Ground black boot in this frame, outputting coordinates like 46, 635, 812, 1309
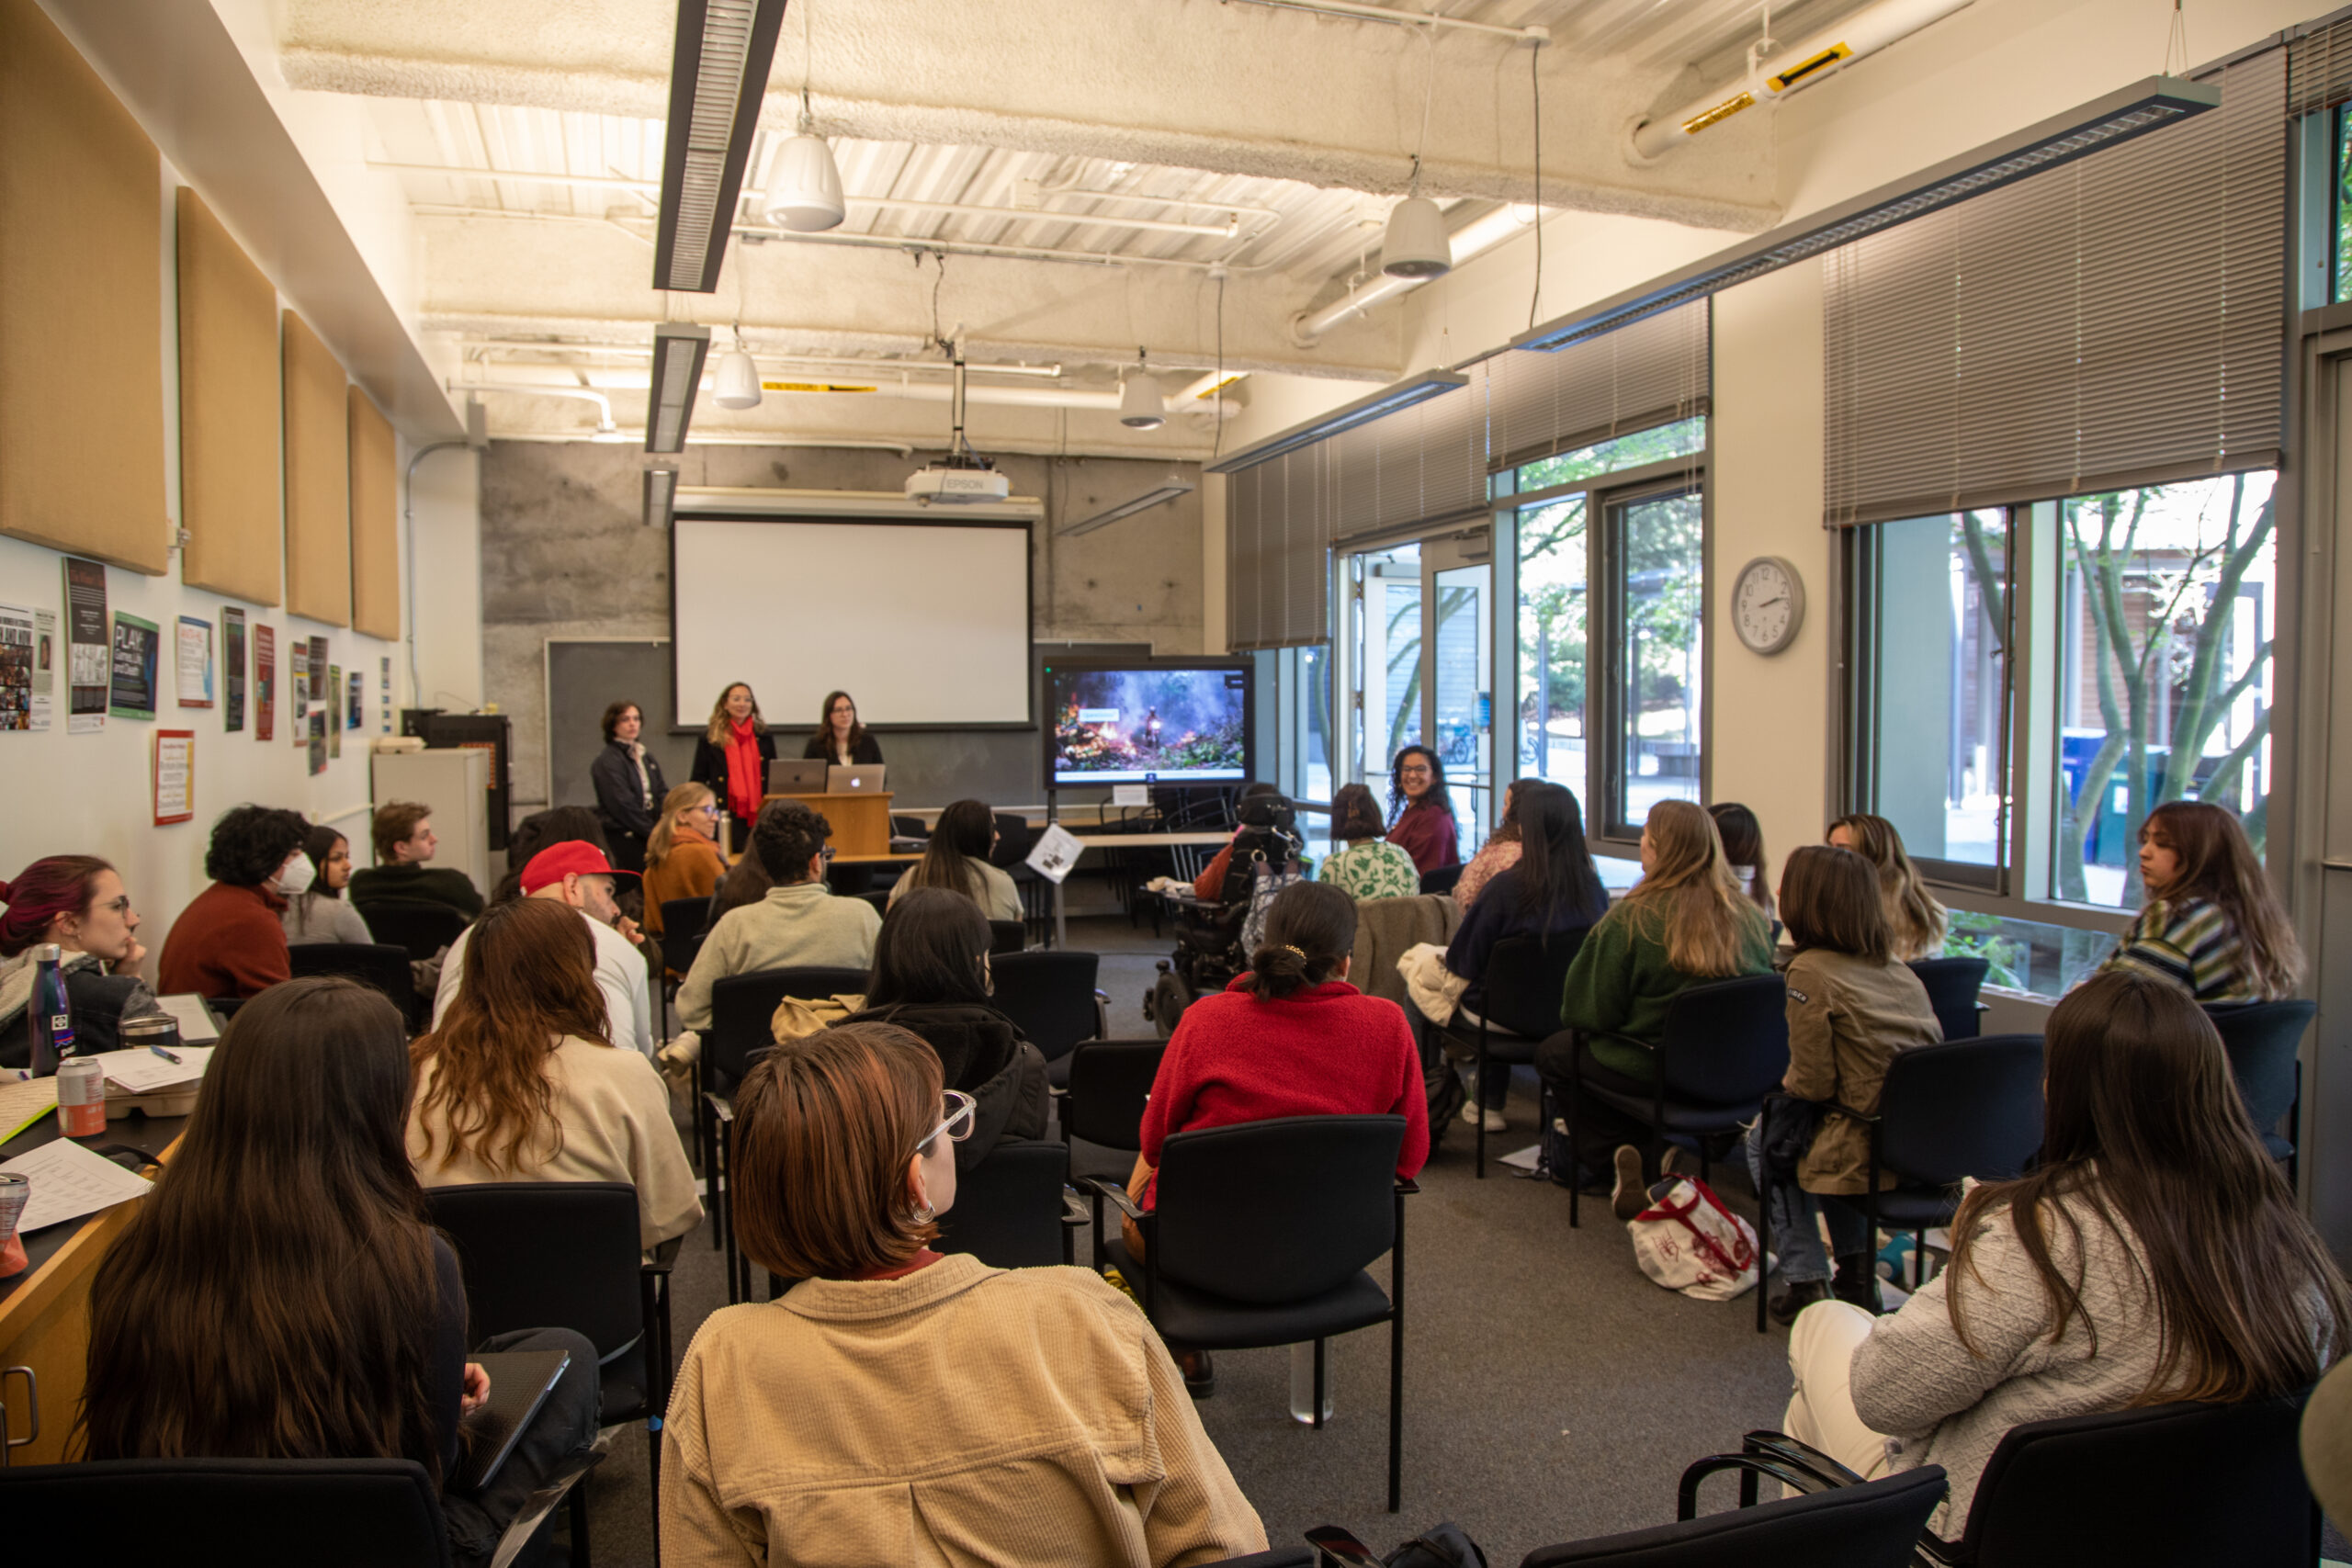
1833, 1251, 1882, 1314
1768, 1278, 1829, 1327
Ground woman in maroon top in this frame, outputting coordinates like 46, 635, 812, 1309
157, 805, 310, 999
1384, 745, 1460, 876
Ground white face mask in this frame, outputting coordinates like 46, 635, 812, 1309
274, 852, 315, 897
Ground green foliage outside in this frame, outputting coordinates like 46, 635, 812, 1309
1941, 908, 2027, 990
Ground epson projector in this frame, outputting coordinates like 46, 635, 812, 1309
905, 464, 1011, 505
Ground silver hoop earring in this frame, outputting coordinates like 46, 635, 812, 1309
912, 1202, 936, 1224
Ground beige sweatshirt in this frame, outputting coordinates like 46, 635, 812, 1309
408, 1034, 705, 1252
661, 1253, 1266, 1567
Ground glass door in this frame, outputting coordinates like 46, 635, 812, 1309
1340, 527, 1494, 848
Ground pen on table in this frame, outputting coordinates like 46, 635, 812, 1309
150, 1044, 184, 1065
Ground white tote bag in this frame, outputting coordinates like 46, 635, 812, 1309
1626, 1176, 1762, 1302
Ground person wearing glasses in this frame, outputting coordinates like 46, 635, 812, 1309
641, 784, 729, 954
661, 1021, 1266, 1567
1385, 745, 1460, 877
0, 853, 170, 1067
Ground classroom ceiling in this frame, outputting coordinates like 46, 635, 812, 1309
272, 0, 1886, 451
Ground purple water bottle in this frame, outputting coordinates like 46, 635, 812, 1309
28, 942, 75, 1077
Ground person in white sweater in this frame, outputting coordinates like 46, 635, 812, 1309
1784, 968, 2346, 1538
409, 897, 702, 1255
674, 799, 880, 1039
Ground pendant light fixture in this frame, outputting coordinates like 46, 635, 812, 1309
1383, 37, 1452, 280
1118, 349, 1165, 430
763, 2, 845, 232
714, 323, 762, 409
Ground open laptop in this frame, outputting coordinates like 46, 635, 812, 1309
765, 758, 829, 793
829, 764, 887, 794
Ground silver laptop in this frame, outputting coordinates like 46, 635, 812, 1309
829, 764, 887, 794
765, 758, 829, 793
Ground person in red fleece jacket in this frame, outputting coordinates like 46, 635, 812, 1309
158, 805, 311, 1000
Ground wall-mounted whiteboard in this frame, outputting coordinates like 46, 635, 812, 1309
671, 514, 1032, 728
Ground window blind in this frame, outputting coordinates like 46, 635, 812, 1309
1226, 446, 1335, 652
1824, 49, 2286, 528
2289, 15, 2352, 118
1485, 299, 1713, 473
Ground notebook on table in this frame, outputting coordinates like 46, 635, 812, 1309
451, 1348, 571, 1495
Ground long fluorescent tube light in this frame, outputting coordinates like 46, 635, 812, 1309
1059, 473, 1198, 536
1510, 74, 2220, 355
1205, 370, 1468, 474
647, 322, 713, 454
644, 467, 679, 528
653, 0, 788, 293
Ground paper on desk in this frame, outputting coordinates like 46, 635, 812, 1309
1024, 823, 1085, 885
0, 1077, 57, 1142
1, 1136, 153, 1232
85, 1044, 213, 1094
152, 994, 221, 1044
1112, 784, 1148, 807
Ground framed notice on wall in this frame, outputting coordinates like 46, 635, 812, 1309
153, 730, 194, 825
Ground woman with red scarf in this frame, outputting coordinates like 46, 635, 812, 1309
688, 682, 776, 853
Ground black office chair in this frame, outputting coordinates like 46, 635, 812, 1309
990, 950, 1110, 1087
1088, 1115, 1416, 1512
990, 813, 1036, 868
288, 942, 421, 1031
1514, 1462, 1948, 1566
1418, 863, 1464, 897
424, 1181, 671, 1555
357, 897, 470, 961
933, 1136, 1082, 1268
988, 919, 1027, 955
1908, 955, 1991, 1043
2206, 998, 2313, 1185
1564, 974, 1789, 1231
891, 813, 931, 840
656, 895, 714, 1052
1433, 931, 1586, 1179
1057, 1037, 1168, 1247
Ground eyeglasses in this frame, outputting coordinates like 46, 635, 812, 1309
96, 897, 132, 915
1398, 764, 1433, 778
820, 845, 838, 862
918, 1090, 978, 1153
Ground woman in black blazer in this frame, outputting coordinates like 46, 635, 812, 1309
803, 689, 885, 766
590, 700, 668, 872
689, 682, 775, 853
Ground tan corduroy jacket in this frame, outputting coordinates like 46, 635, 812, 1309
661, 1253, 1266, 1567
1782, 947, 1944, 1194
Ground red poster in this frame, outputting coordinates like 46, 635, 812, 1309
254, 626, 277, 741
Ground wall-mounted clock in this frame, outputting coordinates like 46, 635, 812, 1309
1731, 556, 1805, 656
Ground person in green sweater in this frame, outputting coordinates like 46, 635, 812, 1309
349, 801, 486, 921
1538, 798, 1773, 1201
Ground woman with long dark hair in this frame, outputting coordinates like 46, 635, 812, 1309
688, 682, 775, 853
81, 977, 599, 1567
1709, 802, 1773, 922
804, 688, 884, 766
283, 824, 374, 946
2099, 799, 2300, 1001
0, 854, 166, 1066
1789, 968, 2346, 1539
1385, 745, 1460, 875
1453, 779, 1529, 913
891, 798, 1020, 920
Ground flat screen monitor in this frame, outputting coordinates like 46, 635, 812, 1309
1047, 661, 1251, 786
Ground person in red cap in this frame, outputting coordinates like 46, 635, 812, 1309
429, 840, 655, 1059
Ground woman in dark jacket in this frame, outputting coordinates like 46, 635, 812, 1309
833, 888, 1046, 1168
0, 855, 169, 1067
590, 699, 669, 873
802, 690, 885, 767
688, 682, 775, 853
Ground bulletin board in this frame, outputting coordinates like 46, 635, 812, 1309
0, 0, 168, 574
175, 187, 282, 606
348, 387, 399, 639
281, 310, 350, 626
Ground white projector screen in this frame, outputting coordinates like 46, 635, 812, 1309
671, 514, 1032, 728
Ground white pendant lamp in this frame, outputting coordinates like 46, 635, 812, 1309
1381, 192, 1452, 279
1118, 367, 1166, 430
763, 109, 846, 232
714, 329, 763, 410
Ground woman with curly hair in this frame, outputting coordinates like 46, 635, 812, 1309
158, 803, 312, 998
1384, 745, 1459, 876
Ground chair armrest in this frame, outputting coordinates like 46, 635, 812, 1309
1741, 1430, 1868, 1488
1077, 1174, 1148, 1224
486, 1450, 605, 1568
1676, 1453, 1845, 1520
1060, 1190, 1091, 1228
1396, 1178, 1421, 1197
703, 1091, 733, 1125
645, 1235, 684, 1274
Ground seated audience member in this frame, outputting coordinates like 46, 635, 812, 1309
1744, 845, 1941, 1313
2099, 799, 2300, 1002
662, 1021, 1266, 1567
590, 699, 668, 874
688, 682, 774, 853
1385, 745, 1460, 876
1191, 782, 1284, 902
641, 783, 728, 948
433, 842, 655, 1059
490, 807, 613, 907
1317, 782, 1419, 902
1826, 812, 1947, 962
707, 840, 774, 926
837, 888, 1047, 1167
1539, 799, 1774, 1193
1709, 802, 1774, 923
890, 798, 1021, 921
350, 801, 485, 920
1452, 779, 1528, 914
282, 825, 374, 946
1441, 783, 1609, 1130
158, 804, 311, 999
805, 688, 885, 766
410, 899, 701, 1253
1787, 969, 2346, 1540
79, 978, 599, 1568
0, 855, 167, 1066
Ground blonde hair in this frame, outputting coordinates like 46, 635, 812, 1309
645, 783, 715, 870
1620, 800, 1760, 976
1827, 813, 1948, 962
704, 682, 765, 746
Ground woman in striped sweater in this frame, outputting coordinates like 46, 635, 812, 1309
2099, 801, 2299, 1002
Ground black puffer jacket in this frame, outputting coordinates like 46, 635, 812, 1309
836, 1000, 1050, 1168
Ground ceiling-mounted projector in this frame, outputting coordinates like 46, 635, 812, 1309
905, 460, 1011, 505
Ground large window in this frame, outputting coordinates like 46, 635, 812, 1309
1610, 485, 1705, 836
1516, 495, 1588, 790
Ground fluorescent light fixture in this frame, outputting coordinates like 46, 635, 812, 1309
1205, 369, 1469, 474
653, 0, 789, 293
647, 322, 713, 454
644, 467, 679, 528
1059, 472, 1198, 536
1510, 74, 2219, 355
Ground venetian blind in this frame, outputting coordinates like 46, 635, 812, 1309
1226, 444, 1333, 652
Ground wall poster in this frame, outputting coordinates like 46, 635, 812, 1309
62, 557, 107, 733
222, 608, 246, 732
307, 707, 326, 775
153, 731, 194, 825
109, 612, 159, 721
175, 616, 214, 708
327, 665, 343, 759
0, 601, 42, 732
254, 625, 277, 741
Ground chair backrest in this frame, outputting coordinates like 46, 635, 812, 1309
1657, 975, 1789, 1106
1959, 1389, 2313, 1566
1908, 954, 1991, 1042
1521, 1465, 1947, 1567
1483, 931, 1587, 1039
933, 1136, 1069, 1269
990, 814, 1035, 869
424, 1181, 644, 1358
288, 942, 416, 1021
360, 898, 470, 962
1154, 1115, 1404, 1303
1419, 862, 1464, 897
659, 897, 712, 975
0, 1457, 450, 1568
989, 950, 1102, 1061
891, 814, 930, 840
2205, 999, 2314, 1136
987, 919, 1026, 955
706, 965, 873, 1082
1875, 1033, 2045, 1189
1062, 1038, 1168, 1151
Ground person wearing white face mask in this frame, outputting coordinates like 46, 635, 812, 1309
160, 805, 312, 999
0, 854, 170, 1067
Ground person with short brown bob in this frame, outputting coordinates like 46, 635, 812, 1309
660, 1022, 1265, 1567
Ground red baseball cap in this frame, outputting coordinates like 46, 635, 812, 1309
520, 840, 639, 894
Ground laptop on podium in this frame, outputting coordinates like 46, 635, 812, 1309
829, 765, 887, 794
765, 759, 828, 793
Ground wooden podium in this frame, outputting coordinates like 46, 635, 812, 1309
764, 791, 893, 857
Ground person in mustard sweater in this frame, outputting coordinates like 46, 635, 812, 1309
1539, 798, 1773, 1205
640, 783, 728, 952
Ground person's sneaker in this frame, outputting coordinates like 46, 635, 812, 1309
1769, 1279, 1831, 1327
1459, 1100, 1506, 1133
1180, 1350, 1216, 1399
1661, 1145, 1695, 1178
1611, 1145, 1650, 1221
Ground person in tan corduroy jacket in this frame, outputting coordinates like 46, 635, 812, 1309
661, 1021, 1265, 1568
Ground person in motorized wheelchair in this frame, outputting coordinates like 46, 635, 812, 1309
1146, 785, 1305, 1037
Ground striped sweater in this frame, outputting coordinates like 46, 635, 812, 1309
2100, 896, 2273, 1002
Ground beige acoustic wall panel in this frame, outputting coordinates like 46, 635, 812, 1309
176, 187, 282, 604
281, 310, 350, 626
348, 387, 399, 639
0, 0, 167, 572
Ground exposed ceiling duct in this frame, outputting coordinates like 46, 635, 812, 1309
1293, 204, 1535, 344
652, 0, 787, 291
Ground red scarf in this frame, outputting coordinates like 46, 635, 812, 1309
724, 717, 763, 820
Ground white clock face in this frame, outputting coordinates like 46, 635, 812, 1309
1734, 558, 1803, 654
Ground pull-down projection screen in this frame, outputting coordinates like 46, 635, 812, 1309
671, 513, 1033, 727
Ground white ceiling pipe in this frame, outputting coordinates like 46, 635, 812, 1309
1220, 0, 1547, 45
466, 341, 1068, 378
452, 380, 616, 428
453, 365, 1238, 419
1291, 204, 1535, 344
1629, 0, 1973, 161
